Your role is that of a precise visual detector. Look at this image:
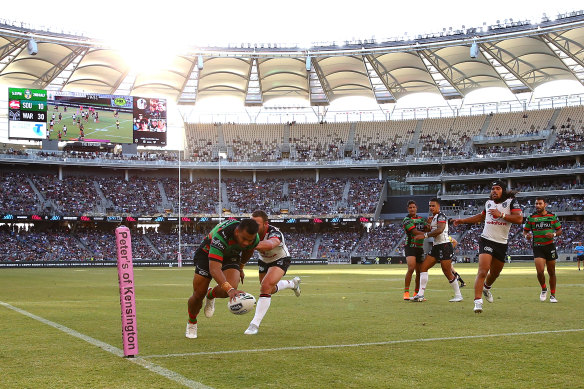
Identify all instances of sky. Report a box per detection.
[2,0,583,48]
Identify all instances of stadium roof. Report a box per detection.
[0,12,583,106]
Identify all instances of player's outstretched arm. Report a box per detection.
[453,213,485,226]
[209,260,243,301]
[255,237,280,252]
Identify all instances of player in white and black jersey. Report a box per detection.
[243,210,301,335]
[453,180,523,313]
[412,198,463,303]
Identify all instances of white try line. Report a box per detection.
[143,328,584,359]
[0,301,212,389]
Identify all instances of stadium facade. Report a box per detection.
[0,13,583,265]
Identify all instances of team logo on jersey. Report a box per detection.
[502,200,509,208]
[211,238,225,250]
[487,203,492,209]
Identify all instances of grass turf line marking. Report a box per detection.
[0,301,212,389]
[143,328,584,359]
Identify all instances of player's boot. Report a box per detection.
[403,291,410,300]
[185,322,198,339]
[204,288,215,318]
[549,295,558,303]
[449,295,463,302]
[539,289,547,302]
[244,323,259,335]
[473,299,483,313]
[458,275,466,288]
[482,287,494,303]
[412,294,425,302]
[292,276,301,297]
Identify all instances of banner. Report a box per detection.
[115,226,138,357]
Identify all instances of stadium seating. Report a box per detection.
[290,122,351,161]
[0,172,40,214]
[33,174,98,214]
[353,224,403,257]
[354,120,416,159]
[223,123,282,162]
[96,176,163,215]
[288,178,346,215]
[485,109,554,137]
[418,115,484,157]
[184,123,220,162]
[162,178,219,214]
[317,230,362,262]
[225,178,283,214]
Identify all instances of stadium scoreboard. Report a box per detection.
[8,87,166,146]
[8,88,47,140]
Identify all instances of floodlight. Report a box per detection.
[197,55,204,70]
[27,38,38,55]
[470,41,479,59]
[306,56,311,71]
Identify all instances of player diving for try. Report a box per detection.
[243,210,301,335]
[186,218,259,339]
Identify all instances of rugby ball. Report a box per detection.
[227,292,256,315]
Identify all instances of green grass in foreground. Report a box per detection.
[0,263,582,388]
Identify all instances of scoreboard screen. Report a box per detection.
[8,88,48,140]
[42,91,167,145]
[47,92,134,144]
[8,88,166,146]
[133,97,167,146]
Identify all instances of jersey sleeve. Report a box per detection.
[523,216,532,232]
[510,198,521,212]
[402,218,415,232]
[248,234,260,250]
[552,215,561,230]
[436,213,447,223]
[267,228,283,243]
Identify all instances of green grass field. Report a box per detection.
[47,104,133,143]
[1,263,582,388]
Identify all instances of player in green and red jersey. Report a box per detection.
[186,219,260,338]
[523,197,562,303]
[402,200,428,300]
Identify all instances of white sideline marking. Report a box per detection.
[0,301,212,389]
[143,328,584,359]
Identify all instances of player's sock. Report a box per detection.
[550,289,555,296]
[404,287,409,293]
[483,283,492,290]
[541,284,547,291]
[414,288,419,294]
[206,288,217,299]
[276,279,294,292]
[250,294,272,327]
[188,310,197,324]
[449,276,461,296]
[419,272,428,295]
